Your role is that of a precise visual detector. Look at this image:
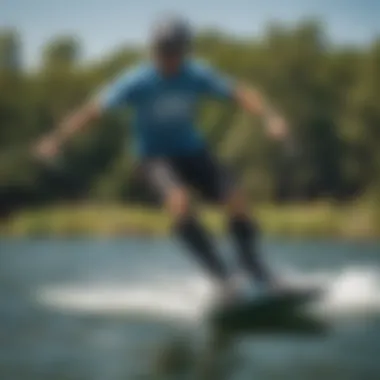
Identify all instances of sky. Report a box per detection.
[1,0,380,67]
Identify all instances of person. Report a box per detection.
[35,15,289,302]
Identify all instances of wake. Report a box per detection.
[35,266,380,322]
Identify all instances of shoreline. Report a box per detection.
[1,203,379,240]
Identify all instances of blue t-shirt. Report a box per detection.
[98,60,235,157]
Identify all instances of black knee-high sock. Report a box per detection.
[174,216,229,283]
[229,216,272,284]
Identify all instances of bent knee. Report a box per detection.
[165,187,191,219]
[225,189,250,217]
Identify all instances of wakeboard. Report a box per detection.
[208,286,326,335]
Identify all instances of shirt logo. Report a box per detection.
[152,93,193,123]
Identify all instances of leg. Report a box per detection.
[225,189,274,286]
[143,159,229,285]
[186,151,274,286]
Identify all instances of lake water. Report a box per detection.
[1,238,380,379]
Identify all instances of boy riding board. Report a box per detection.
[35,15,289,303]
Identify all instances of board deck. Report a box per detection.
[208,287,326,335]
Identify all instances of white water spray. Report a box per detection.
[35,266,380,322]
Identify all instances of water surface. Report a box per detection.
[1,238,380,379]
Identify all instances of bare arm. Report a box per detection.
[234,84,288,140]
[35,99,102,159]
[235,85,268,114]
[52,100,101,142]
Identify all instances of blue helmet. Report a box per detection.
[151,15,192,55]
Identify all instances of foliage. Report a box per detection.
[0,20,379,217]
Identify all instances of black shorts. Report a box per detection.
[140,149,236,203]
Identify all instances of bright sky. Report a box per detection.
[1,0,379,66]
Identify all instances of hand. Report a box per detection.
[33,134,61,161]
[266,114,288,141]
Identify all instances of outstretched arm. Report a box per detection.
[35,100,102,159]
[197,63,288,141]
[34,66,142,160]
[234,84,288,141]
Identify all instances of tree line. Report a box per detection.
[0,20,379,218]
